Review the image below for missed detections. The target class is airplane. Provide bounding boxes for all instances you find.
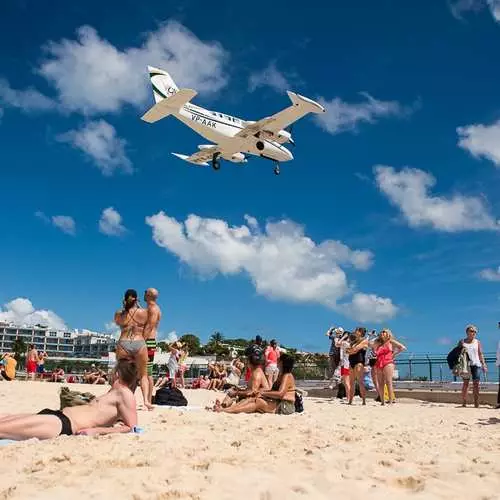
[141,66,326,175]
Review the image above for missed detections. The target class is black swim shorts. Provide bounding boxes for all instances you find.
[37,408,73,435]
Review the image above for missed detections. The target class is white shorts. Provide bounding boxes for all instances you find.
[265,363,279,375]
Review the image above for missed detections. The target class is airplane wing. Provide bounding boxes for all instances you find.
[172,147,218,166]
[236,91,325,140]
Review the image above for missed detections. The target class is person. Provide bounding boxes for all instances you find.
[346,328,368,405]
[26,344,38,381]
[374,329,406,405]
[265,339,281,387]
[218,354,269,409]
[215,354,296,415]
[496,335,500,409]
[244,335,264,382]
[460,324,487,408]
[223,359,244,389]
[36,351,47,379]
[0,353,17,381]
[51,366,66,383]
[143,288,162,406]
[326,326,344,388]
[367,330,381,402]
[334,331,351,401]
[166,341,182,388]
[0,359,138,441]
[177,346,189,389]
[114,289,152,411]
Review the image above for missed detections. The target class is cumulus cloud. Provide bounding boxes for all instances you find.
[338,293,399,323]
[99,207,127,236]
[457,120,500,167]
[478,266,500,281]
[0,297,67,330]
[248,62,292,93]
[449,0,500,21]
[374,165,499,232]
[51,215,76,235]
[315,92,412,135]
[145,212,397,322]
[32,22,227,115]
[36,211,76,235]
[57,120,132,175]
[0,78,57,113]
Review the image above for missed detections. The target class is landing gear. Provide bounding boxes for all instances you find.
[273,163,280,176]
[212,152,221,171]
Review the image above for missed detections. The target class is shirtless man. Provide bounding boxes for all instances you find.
[26,344,38,381]
[114,289,152,411]
[0,358,138,440]
[143,288,162,406]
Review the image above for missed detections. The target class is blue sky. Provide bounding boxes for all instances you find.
[1,0,499,353]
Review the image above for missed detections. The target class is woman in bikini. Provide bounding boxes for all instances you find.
[346,327,369,405]
[374,329,406,405]
[114,289,153,411]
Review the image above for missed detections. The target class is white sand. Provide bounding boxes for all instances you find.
[0,381,499,499]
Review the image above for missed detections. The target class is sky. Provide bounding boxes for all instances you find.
[0,0,499,353]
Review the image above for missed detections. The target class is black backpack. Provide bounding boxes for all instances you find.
[294,391,304,413]
[153,387,188,406]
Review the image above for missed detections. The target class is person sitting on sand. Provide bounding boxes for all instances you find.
[0,359,138,441]
[0,353,16,381]
[222,359,244,390]
[218,354,270,409]
[214,354,296,415]
[51,366,66,383]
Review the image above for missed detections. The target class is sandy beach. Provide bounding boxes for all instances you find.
[0,381,499,500]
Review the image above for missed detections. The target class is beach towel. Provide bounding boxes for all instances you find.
[0,439,17,446]
[153,405,202,411]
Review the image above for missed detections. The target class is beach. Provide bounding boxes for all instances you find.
[0,381,499,500]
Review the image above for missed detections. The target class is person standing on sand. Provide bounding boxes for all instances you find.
[0,359,138,440]
[143,288,162,406]
[346,328,368,405]
[114,289,152,411]
[326,326,344,387]
[26,344,38,381]
[37,351,47,379]
[496,335,500,409]
[264,339,281,387]
[460,324,487,408]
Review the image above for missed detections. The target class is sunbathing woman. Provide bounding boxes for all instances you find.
[215,354,296,415]
[0,359,138,440]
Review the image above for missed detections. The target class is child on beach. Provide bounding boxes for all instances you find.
[0,359,138,441]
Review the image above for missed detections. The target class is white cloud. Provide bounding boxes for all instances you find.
[51,215,76,235]
[248,62,291,93]
[449,0,500,21]
[478,266,500,281]
[0,78,57,113]
[315,92,411,135]
[34,21,227,115]
[57,120,132,175]
[457,120,500,167]
[145,212,397,322]
[99,207,127,236]
[0,298,67,330]
[338,293,398,323]
[374,165,499,232]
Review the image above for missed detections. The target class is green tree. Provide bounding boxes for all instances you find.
[179,334,201,355]
[11,337,27,364]
[209,331,225,346]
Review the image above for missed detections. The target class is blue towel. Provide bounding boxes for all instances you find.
[0,439,17,446]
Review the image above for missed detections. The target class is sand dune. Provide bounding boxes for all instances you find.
[0,381,499,499]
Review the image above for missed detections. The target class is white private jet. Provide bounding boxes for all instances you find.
[141,66,325,175]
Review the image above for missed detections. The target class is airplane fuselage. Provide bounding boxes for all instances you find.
[173,103,293,163]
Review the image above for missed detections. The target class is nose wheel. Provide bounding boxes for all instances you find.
[273,163,280,176]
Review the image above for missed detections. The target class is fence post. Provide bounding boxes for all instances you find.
[409,357,413,381]
[426,354,433,382]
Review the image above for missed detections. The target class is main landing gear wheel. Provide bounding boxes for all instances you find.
[212,152,221,171]
[274,164,280,176]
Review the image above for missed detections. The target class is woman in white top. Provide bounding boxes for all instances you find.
[460,324,487,408]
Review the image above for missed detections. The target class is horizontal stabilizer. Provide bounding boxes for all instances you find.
[172,153,209,167]
[141,88,197,123]
[286,91,325,114]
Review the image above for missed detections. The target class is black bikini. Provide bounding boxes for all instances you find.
[37,408,73,435]
[348,349,366,368]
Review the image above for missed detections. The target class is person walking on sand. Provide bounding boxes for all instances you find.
[143,288,162,406]
[114,289,153,411]
[264,339,281,387]
[0,359,138,440]
[460,324,487,408]
[26,344,38,381]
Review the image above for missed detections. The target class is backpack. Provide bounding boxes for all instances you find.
[294,390,304,413]
[447,345,462,370]
[153,386,188,406]
[59,386,96,409]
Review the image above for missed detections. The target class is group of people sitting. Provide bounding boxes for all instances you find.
[327,326,406,406]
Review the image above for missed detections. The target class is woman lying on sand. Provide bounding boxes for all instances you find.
[0,359,138,441]
[214,354,296,415]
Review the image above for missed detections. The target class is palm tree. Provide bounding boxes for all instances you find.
[11,337,27,364]
[209,331,224,347]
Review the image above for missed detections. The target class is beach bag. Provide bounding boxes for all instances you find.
[59,386,96,409]
[453,349,470,379]
[447,346,462,370]
[153,387,188,406]
[294,391,304,413]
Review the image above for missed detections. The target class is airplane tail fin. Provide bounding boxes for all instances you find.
[286,91,325,114]
[148,65,179,103]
